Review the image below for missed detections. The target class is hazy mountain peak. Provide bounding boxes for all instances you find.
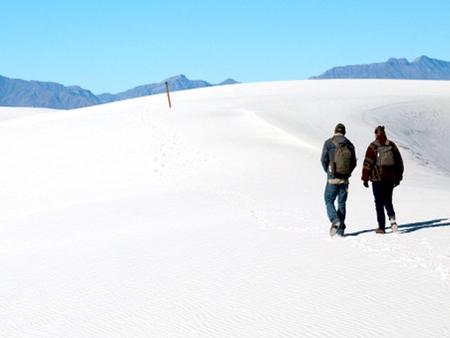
[413,55,431,63]
[387,57,409,65]
[163,74,189,82]
[219,78,240,85]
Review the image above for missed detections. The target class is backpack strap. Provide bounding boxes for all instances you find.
[370,141,382,177]
[373,139,390,147]
[331,135,347,147]
[331,135,338,145]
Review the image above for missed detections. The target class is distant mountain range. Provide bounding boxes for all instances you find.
[0,74,239,109]
[97,75,238,104]
[310,56,450,80]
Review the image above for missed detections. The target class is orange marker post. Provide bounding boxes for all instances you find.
[165,81,172,108]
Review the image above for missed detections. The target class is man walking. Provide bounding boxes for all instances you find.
[321,123,357,237]
[362,126,404,234]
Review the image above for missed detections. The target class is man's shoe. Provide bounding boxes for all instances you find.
[389,217,398,233]
[330,220,341,237]
[375,228,386,234]
[329,225,338,237]
[336,224,345,237]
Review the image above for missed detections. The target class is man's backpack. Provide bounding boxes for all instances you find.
[373,140,395,167]
[331,138,353,177]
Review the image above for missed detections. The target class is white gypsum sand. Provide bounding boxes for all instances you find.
[0,80,449,337]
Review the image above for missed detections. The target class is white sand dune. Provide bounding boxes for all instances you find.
[0,80,449,337]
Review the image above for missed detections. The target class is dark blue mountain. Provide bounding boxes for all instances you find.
[0,75,100,109]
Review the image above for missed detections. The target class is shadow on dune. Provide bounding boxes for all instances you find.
[345,218,450,237]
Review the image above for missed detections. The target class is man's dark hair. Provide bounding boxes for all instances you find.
[335,123,346,135]
[375,125,385,135]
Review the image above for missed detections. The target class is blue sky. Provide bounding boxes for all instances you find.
[2,0,450,93]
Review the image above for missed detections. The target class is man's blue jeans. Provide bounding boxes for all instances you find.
[324,182,348,225]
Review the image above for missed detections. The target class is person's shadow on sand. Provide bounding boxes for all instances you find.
[345,218,450,237]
